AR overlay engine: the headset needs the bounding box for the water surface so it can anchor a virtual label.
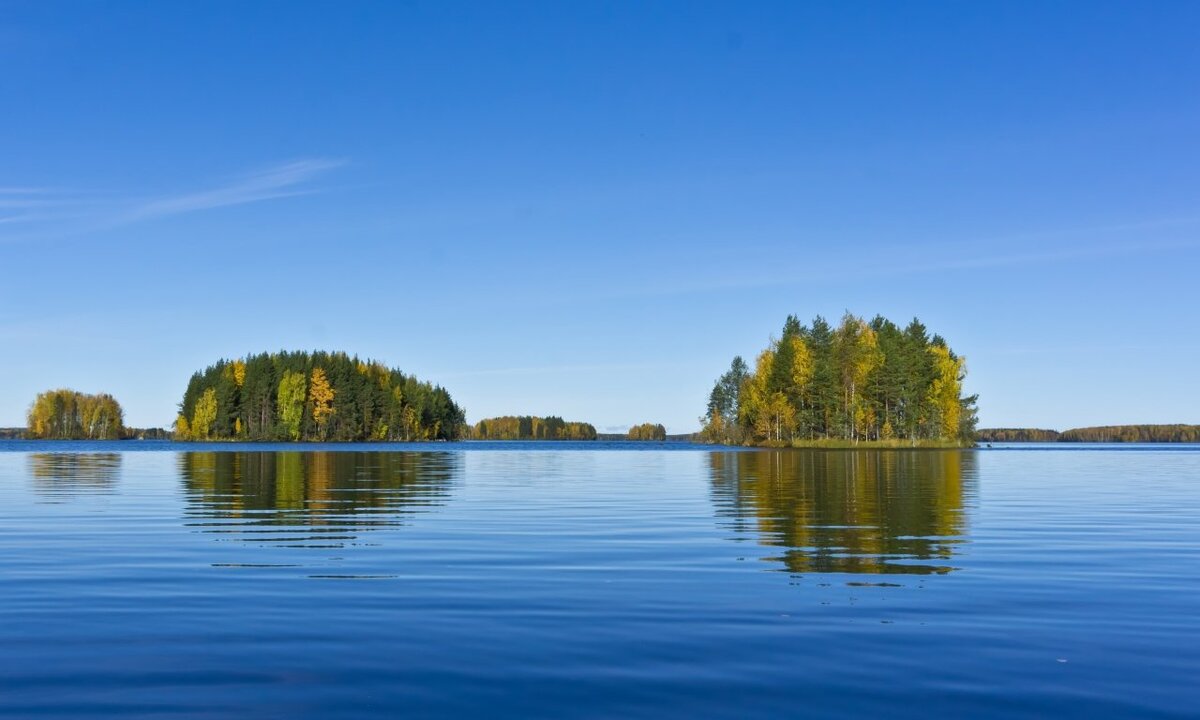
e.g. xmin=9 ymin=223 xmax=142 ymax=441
xmin=1 ymin=442 xmax=1197 ymax=718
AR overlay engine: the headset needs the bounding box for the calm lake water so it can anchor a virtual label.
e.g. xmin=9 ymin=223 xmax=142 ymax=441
xmin=1 ymin=441 xmax=1197 ymax=718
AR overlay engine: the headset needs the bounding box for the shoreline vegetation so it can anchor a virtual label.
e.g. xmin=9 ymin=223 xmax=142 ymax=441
xmin=699 ymin=313 xmax=978 ymax=448
xmin=977 ymin=425 xmax=1200 ymax=443
xmin=754 ymin=438 xmax=972 ymax=449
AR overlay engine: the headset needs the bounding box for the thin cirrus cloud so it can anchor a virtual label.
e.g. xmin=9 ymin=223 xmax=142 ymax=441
xmin=597 ymin=216 xmax=1200 ymax=300
xmin=0 ymin=158 xmax=344 ymax=241
xmin=124 ymin=158 xmax=345 ymax=221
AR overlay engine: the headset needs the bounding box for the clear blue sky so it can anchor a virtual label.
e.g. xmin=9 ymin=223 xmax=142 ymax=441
xmin=2 ymin=1 xmax=1198 ymax=432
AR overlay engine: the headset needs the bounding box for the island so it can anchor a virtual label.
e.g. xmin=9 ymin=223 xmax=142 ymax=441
xmin=699 ymin=313 xmax=977 ymax=447
xmin=627 ymin=423 xmax=667 ymax=441
xmin=25 ymin=389 xmax=125 ymax=440
xmin=470 ymin=416 xmax=597 ymax=440
xmin=174 ymin=351 xmax=465 ymax=441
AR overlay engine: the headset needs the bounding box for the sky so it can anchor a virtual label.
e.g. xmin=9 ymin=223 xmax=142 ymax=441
xmin=2 ymin=1 xmax=1198 ymax=433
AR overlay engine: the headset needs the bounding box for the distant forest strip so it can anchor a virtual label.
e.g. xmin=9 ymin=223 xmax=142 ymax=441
xmin=176 ymin=351 xmax=465 ymax=442
xmin=470 ymin=416 xmax=597 ymax=440
xmin=979 ymin=425 xmax=1200 ymax=443
xmin=701 ymin=313 xmax=977 ymax=446
xmin=26 ymin=389 xmax=125 ymax=440
xmin=975 ymin=428 xmax=1060 ymax=442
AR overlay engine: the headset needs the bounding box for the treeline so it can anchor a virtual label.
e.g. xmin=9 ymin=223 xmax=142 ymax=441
xmin=1061 ymin=425 xmax=1200 ymax=442
xmin=701 ymin=313 xmax=977 ymax=446
xmin=129 ymin=427 xmax=172 ymax=440
xmin=176 ymin=351 xmax=465 ymax=442
xmin=470 ymin=416 xmax=597 ymax=440
xmin=27 ymin=389 xmax=125 ymax=440
xmin=627 ymin=423 xmax=667 ymax=441
xmin=976 ymin=428 xmax=1060 ymax=442
xmin=976 ymin=425 xmax=1200 ymax=443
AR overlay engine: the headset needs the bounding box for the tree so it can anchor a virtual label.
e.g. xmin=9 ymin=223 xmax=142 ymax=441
xmin=309 ymin=367 xmax=336 ymax=439
xmin=191 ymin=388 xmax=218 ymax=440
xmin=832 ymin=313 xmax=882 ymax=442
xmin=277 ymin=370 xmax=307 ymax=441
xmin=927 ymin=342 xmax=965 ymax=441
xmin=740 ymin=349 xmax=776 ymax=443
xmin=702 ymin=356 xmax=749 ymax=444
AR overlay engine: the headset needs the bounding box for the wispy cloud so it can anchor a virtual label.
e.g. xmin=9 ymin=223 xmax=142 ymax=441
xmin=599 ymin=216 xmax=1200 ymax=300
xmin=125 ymin=158 xmax=345 ymax=221
xmin=0 ymin=158 xmax=345 ymax=243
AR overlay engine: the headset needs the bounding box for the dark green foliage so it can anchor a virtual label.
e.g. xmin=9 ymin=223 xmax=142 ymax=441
xmin=177 ymin=351 xmax=465 ymax=442
xmin=702 ymin=356 xmax=749 ymax=444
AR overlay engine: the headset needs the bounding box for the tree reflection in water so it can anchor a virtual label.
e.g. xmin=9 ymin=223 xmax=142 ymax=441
xmin=709 ymin=449 xmax=977 ymax=575
xmin=28 ymin=453 xmax=121 ymax=499
xmin=179 ymin=451 xmax=460 ymax=548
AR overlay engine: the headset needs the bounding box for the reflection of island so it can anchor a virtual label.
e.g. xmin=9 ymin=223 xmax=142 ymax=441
xmin=709 ymin=450 xmax=976 ymax=575
xmin=179 ymin=451 xmax=460 ymax=547
xmin=28 ymin=453 xmax=121 ymax=497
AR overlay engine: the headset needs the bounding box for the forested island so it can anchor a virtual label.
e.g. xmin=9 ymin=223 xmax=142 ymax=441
xmin=978 ymin=425 xmax=1200 ymax=443
xmin=176 ymin=351 xmax=465 ymax=441
xmin=26 ymin=389 xmax=125 ymax=439
xmin=701 ymin=313 xmax=977 ymax=447
xmin=627 ymin=423 xmax=668 ymax=441
xmin=470 ymin=416 xmax=597 ymax=440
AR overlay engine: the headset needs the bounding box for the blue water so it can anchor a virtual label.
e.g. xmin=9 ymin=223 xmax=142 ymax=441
xmin=1 ymin=442 xmax=1197 ymax=718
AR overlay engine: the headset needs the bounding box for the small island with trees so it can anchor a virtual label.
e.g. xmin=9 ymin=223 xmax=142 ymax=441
xmin=700 ymin=312 xmax=977 ymax=447
xmin=627 ymin=423 xmax=668 ymax=441
xmin=470 ymin=416 xmax=597 ymax=440
xmin=175 ymin=351 xmax=465 ymax=441
xmin=26 ymin=389 xmax=125 ymax=440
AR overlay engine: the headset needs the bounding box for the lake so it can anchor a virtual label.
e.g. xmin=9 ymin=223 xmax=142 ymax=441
xmin=1 ymin=441 xmax=1197 ymax=718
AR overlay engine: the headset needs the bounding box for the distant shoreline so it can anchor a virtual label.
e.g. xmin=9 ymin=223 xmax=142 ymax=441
xmin=6 ymin=426 xmax=1200 ymax=446
xmin=977 ymin=425 xmax=1200 ymax=443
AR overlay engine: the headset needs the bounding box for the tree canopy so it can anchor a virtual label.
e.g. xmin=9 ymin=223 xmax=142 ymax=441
xmin=470 ymin=416 xmax=597 ymax=440
xmin=27 ymin=389 xmax=125 ymax=440
xmin=976 ymin=425 xmax=1199 ymax=442
xmin=1059 ymin=425 xmax=1200 ymax=443
xmin=701 ymin=313 xmax=977 ymax=445
xmin=175 ymin=351 xmax=465 ymax=442
xmin=975 ymin=428 xmax=1061 ymax=442
xmin=627 ymin=423 xmax=667 ymax=441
